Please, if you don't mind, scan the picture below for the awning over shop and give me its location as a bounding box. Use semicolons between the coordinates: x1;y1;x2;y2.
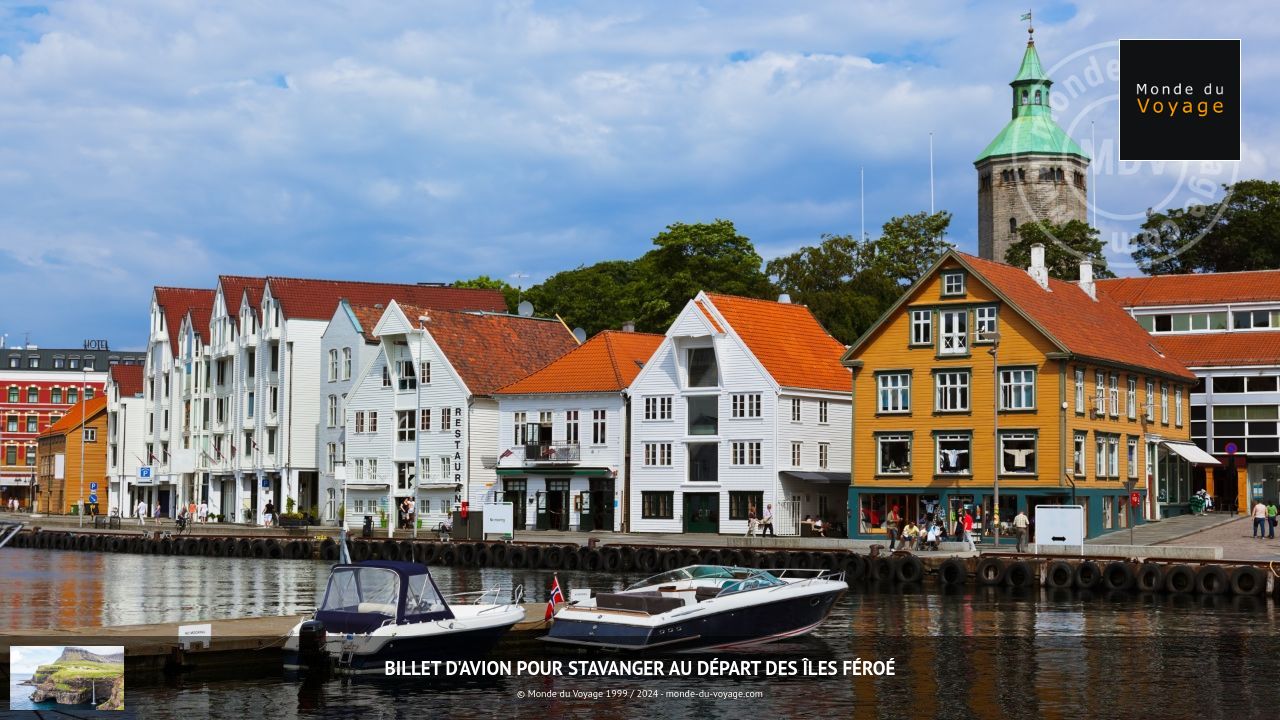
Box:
496;467;615;477
417;483;458;490
1162;441;1221;466
779;471;852;485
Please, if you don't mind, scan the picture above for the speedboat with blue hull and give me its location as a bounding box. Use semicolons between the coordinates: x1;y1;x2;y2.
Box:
543;565;846;652
283;560;525;674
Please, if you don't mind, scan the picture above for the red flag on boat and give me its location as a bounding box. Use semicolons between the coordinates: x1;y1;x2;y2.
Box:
545;574;565;620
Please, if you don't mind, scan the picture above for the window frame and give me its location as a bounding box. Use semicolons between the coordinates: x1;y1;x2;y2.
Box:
938;308;969;356
876;372;911;414
876;433;912;476
934;370;971;413
941;271;966;297
998;431;1037;476
910;309;933;346
999;367;1036;411
934;433;972;476
641;491;674;519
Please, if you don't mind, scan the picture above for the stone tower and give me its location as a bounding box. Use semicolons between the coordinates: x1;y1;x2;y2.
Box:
976;29;1090;263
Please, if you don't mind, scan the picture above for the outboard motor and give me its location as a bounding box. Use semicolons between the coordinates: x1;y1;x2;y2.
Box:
297;620;330;677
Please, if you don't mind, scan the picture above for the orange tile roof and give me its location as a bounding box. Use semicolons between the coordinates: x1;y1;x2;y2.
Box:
957;253;1195;380
495;331;664;395
348;304;385;343
154;287;216;357
1148;332;1280;368
703;293;851;392
1097;270;1280;307
267;277;506;320
218;275;266;325
40;396;107;437
108;364;144;398
394;304;578;395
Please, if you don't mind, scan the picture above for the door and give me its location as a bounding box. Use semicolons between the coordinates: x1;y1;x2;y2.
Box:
157;489;171;518
587;478;614;531
683;492;719;533
1213;466;1237;512
535;491;549;530
547;479;570;531
503;480;527;530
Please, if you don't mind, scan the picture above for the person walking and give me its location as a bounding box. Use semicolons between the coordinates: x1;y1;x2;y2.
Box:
135;499;148;526
1268;502;1278;540
264;500;275;528
1013;510;1030;553
745;502;758;537
962;509;976;551
1252;500;1267;538
759;504;776;537
198;501;209;524
885;505;902;551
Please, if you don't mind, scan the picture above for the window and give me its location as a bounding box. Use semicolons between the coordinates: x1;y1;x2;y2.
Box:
440;407;451;431
876;373;910;413
396;462;414;491
1096;434;1107;478
942;272;965;296
1103;496;1114;530
935;371;970;412
328;350;338;381
565;410;579;445
910;309;932;345
26;445;35;465
84;427;97;442
85;387;94;400
396;360;417;390
420;361;430;385
10;415;21;432
818;443;829;469
512;412;526;445
592;410;607;444
68;358;79;370
268;386;278;416
936;434;971;475
1000;368;1035;410
368;411;379;433
1160;384;1169;424
68;387;80;405
939;309;968;355
6;357;14;369
246;349;255;379
51;387;62;404
25;416;36;433
327;395;338;427
397;411;416;442
342;348;352;380
1145;380;1155;421
688;396;718;435
326;443;337;474
1175;387;1183;427
4;446;15;465
791;441;802;467
731;441;761;466
975;306;997;339
731;394;762;418
818;400;829;424
1127;378;1137;419
790;398;801;422
687;347;718;387
688;442;718;482
420;408;431;431
1109;435;1119;477
729;491;764;520
26;387;38;404
999;432;1036;474
641;492;674;519
354;411;365;433
1232;309;1280;330
246;392;254;419
267;429;276;455
6;387;16;403
368;458;378;480
878;434;910;475
1074;432;1087;475
381;365;391;387
1108;374;1120;417
1094;371;1105;414
643;443;672;466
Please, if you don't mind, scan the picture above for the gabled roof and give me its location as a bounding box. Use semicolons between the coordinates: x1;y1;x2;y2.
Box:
392;304;578;396
218;275;267;325
109;364;144;398
153;287;216;357
184;304;213;346
349;304;387;344
495;331;664;395
265;277;506;321
40;396;107;438
703;293;850;393
844;251;1196;382
1148;332;1280;368
1096;271;1280;307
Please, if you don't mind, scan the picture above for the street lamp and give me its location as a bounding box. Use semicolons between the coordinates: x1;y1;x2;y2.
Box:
413;316;429;540
79;367;87;526
980;330;1001;549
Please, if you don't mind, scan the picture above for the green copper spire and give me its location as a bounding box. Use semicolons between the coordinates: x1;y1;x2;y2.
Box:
974;32;1089;164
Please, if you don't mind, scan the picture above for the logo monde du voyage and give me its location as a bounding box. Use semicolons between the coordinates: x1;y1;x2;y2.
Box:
1120;39;1240;161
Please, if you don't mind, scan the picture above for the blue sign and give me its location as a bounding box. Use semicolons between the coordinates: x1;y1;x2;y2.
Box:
261;478;270;488
1226;442;1239;454
89;482;98;491
88;494;98;504
138;467;152;479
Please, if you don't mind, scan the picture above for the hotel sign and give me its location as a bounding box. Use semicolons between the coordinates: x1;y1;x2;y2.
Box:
83;339;110;350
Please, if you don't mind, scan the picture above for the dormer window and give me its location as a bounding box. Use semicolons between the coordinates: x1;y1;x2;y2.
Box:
687;347;718;388
942;272;966;297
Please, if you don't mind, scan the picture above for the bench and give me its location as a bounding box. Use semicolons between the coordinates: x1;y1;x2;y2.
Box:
433;522;452;542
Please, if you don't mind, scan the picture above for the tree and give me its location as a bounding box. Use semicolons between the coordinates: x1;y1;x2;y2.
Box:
1130;180;1280;274
874;211;954;285
1005;220;1114;279
521;261;640;336
453;275;520;313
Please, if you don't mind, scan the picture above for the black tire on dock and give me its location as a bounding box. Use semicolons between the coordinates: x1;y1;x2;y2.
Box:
770;551;791;571
870;556;894;583
602;547;623;572
288;541;308;560
816;552;841;571
476;544;493;567
375;540;393;561
1164;564;1195;593
524;546;543;569
235;539;251;558
581;547;603;572
679;549;700;568
975;557;1006;586
698;549;722;566
618;546;637;572
840;554;866;582
350;541;370;562
250;539;267;559
938;558;967;585
1195;565;1229;595
1045;560;1074;589
160;538;173;555
320;542;339;562
197;538;212;556
1004;560;1034;589
1230;566;1266;596
266;539;283;559
1073;561;1102;590
895;556;925;584
506;546;525;568
1136;563;1163;592
76;535;90;551
398;541;415;563
489;543;508;567
438;546;456;565
636;548;659;573
411;542;429;564
542;545;562;569
789;551;812;570
561;547;581;571
656;549;679;572
723;550;745;568
1102;562;1136;592
458;543;477;566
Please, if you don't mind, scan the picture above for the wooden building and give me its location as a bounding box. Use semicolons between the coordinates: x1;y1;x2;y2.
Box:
36;396;109;514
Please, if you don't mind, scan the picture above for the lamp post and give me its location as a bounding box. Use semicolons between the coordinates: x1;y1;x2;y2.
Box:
981;331;1001;548
79;367;87;526
413;317;429;540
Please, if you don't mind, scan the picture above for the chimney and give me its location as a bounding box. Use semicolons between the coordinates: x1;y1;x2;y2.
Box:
1078;259;1096;300
621;321;636;333
777;293;792;304
1026;243;1050;290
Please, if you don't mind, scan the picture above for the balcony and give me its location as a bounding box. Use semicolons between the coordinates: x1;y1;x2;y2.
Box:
520;443;581;465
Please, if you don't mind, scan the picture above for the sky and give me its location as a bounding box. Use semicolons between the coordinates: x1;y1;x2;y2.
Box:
9;645;62;675
0;1;1275;350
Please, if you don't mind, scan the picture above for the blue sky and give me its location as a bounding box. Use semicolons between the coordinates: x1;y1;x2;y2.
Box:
0;1;1275;349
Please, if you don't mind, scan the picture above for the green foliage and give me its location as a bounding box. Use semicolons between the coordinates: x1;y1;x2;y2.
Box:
1131;180;1280;274
522;260;639;336
453;275;521;313
875;211;955;285
1006;220;1114;279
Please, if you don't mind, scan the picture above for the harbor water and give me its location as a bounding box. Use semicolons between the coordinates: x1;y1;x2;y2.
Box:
1;547;1278;719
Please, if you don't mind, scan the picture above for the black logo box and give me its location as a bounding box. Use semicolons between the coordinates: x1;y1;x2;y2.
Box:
1119;39;1240;161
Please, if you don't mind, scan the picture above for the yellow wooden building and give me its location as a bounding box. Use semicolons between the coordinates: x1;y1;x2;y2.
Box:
36;395;109;515
841;246;1216;540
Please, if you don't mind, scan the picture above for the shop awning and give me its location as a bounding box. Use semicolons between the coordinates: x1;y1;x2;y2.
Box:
779;471;851;485
496;467;615;478
417;483;458;490
1162;441;1221;466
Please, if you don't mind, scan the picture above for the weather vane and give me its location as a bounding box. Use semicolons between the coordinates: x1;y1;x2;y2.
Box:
1021;10;1033;39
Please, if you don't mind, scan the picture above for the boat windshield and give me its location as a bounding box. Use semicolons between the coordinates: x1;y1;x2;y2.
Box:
717;571;785;596
320;567;400;617
404;572;447;615
625;565;746;591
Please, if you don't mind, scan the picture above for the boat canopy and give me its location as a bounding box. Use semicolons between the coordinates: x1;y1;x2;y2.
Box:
315;561;454;633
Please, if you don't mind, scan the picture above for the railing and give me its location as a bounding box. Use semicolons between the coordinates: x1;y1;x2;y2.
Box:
775;500;801;537
522;443;581;464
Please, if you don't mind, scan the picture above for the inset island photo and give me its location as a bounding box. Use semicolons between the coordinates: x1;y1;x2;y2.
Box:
8;645;124;712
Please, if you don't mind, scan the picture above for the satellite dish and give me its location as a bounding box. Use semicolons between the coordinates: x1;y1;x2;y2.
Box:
572;327;587;344
517;301;534;317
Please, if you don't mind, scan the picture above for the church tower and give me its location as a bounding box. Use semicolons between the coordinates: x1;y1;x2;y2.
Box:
976;26;1090;263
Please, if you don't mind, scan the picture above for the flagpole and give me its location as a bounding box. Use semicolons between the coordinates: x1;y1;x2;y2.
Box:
860;165;865;241
1091;120;1098;228
929;132;935;215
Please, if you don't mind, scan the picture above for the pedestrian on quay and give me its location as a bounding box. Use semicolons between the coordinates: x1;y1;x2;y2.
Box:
1013;509;1030;553
1268;501;1278;540
153;501;160;520
745;502;758;537
135;499;148;526
1252;500;1268;538
963;509;976;551
884;505;902;550
198;501;209;524
759;504;776;537
901;520;919;551
264;501;275;528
